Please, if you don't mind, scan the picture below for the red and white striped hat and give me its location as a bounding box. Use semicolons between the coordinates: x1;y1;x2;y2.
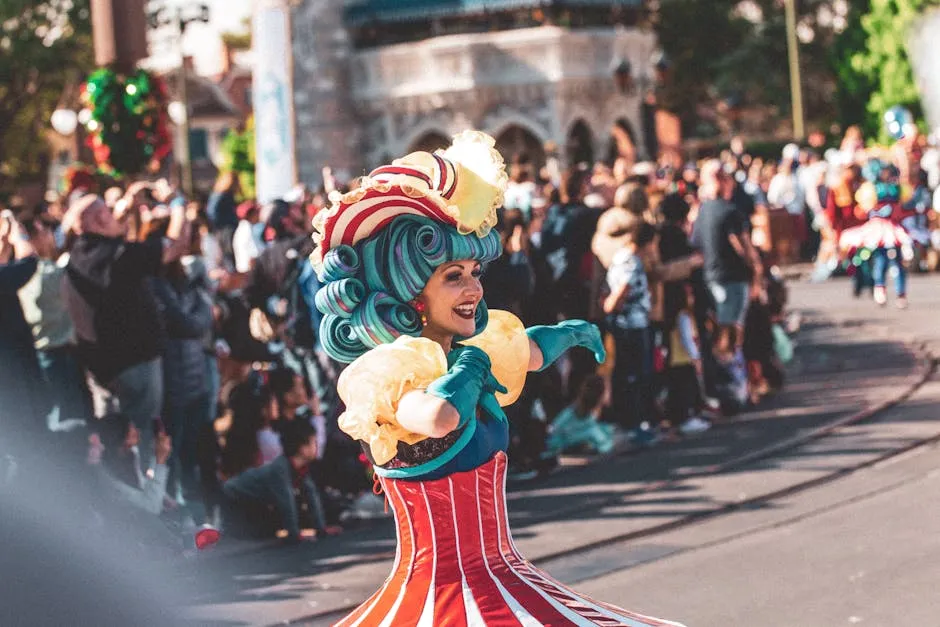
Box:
312;131;508;272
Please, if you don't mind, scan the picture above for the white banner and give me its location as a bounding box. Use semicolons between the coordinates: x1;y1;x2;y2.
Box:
909;8;940;134
253;3;296;203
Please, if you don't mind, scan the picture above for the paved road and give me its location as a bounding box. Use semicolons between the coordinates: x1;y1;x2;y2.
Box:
548;274;940;627
184;274;940;626
574;440;940;627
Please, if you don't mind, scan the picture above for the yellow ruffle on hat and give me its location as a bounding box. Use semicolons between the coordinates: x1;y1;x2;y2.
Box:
311;130;508;273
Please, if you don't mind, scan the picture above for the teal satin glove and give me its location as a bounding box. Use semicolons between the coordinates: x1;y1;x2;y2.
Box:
526;320;606;372
426;345;508;428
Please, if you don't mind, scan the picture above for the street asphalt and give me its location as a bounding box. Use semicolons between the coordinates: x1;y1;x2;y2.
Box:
179;273;940;627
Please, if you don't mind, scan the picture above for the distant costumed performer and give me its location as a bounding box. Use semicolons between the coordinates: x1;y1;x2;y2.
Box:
312;131;685;626
839;158;914;308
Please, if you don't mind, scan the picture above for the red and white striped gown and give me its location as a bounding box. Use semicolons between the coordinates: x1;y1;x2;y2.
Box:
335;452;685;627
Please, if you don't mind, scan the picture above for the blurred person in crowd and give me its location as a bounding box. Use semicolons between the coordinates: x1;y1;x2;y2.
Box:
0;210;45;450
486;214;553;479
264;197;310;243
679;162;699;201
595;213;658;444
840;125;865;160
546;374;616;456
89;414;172;517
481;208;534;318
86;413;208;553
206;171;241;231
146;218;214;521
267;367;353;521
825;164;870;295
268;367;323;442
221;420;340;543
665;284;710;435
206;171;240;262
768;149;806;256
659;193;708;327
64;168;97;206
743;159;773;253
537;166;604;397
220;378;274;478
19;214;90;434
244;217;338;422
503;154;537;219
902;169;934;269
800;158;828;261
114;181;162;243
614;181;651;220
103;186;124;211
826;163;864;240
62;190;190;471
233;199;263;274
743;294;781;405
693;160;761;362
839;160;912;308
892;123;924;186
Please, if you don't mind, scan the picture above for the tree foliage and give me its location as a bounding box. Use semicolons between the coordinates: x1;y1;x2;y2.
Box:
220;16;251;52
654;1;852;138
652;0;748;136
220;117;255;200
0;0;95;192
849;0;940;142
830;0;875;137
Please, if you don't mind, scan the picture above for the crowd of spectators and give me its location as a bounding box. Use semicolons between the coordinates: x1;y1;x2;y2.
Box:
0;135;818;552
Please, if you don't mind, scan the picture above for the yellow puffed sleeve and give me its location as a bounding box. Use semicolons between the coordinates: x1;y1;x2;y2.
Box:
462;309;530;406
336;311;530;465
336;335;447;465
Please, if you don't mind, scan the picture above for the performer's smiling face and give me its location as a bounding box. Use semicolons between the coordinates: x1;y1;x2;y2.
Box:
419;260;483;340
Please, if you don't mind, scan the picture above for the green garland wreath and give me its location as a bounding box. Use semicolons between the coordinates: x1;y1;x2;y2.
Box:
81;68;172;177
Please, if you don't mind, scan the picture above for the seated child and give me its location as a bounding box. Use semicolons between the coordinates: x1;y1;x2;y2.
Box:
221;420;340;543
547;375;617;455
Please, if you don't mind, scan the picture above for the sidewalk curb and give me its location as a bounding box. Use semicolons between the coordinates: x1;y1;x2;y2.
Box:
279;343;937;625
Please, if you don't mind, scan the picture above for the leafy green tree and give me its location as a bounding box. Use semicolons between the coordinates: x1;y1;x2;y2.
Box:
220;117;255;200
654;0;844;138
653;0;749;136
220;17;251;52
830;0;876;137
851;0;940;142
0;0;95;193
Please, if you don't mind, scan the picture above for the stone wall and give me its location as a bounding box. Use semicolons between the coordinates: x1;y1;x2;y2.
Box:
290;1;658;185
290;0;361;185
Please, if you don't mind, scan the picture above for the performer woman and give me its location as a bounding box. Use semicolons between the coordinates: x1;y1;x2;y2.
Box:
312;132;684;626
839;159;912;309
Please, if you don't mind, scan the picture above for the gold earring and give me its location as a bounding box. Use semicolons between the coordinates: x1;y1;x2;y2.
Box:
413;300;428;327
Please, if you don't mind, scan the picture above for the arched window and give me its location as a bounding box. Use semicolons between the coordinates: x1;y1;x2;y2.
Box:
494;125;546;171
407;131;451;154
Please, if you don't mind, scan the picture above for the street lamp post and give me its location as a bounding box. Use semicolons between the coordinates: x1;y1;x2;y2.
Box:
149;3;210;196
784;0;805;141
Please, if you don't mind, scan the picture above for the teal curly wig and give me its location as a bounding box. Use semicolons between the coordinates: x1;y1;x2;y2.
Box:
862;158;900;203
314;215;502;363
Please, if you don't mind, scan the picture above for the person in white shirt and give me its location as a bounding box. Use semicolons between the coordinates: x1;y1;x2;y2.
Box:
232;201;263;274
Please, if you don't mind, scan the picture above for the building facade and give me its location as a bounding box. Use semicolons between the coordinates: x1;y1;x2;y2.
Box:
291;0;659;186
